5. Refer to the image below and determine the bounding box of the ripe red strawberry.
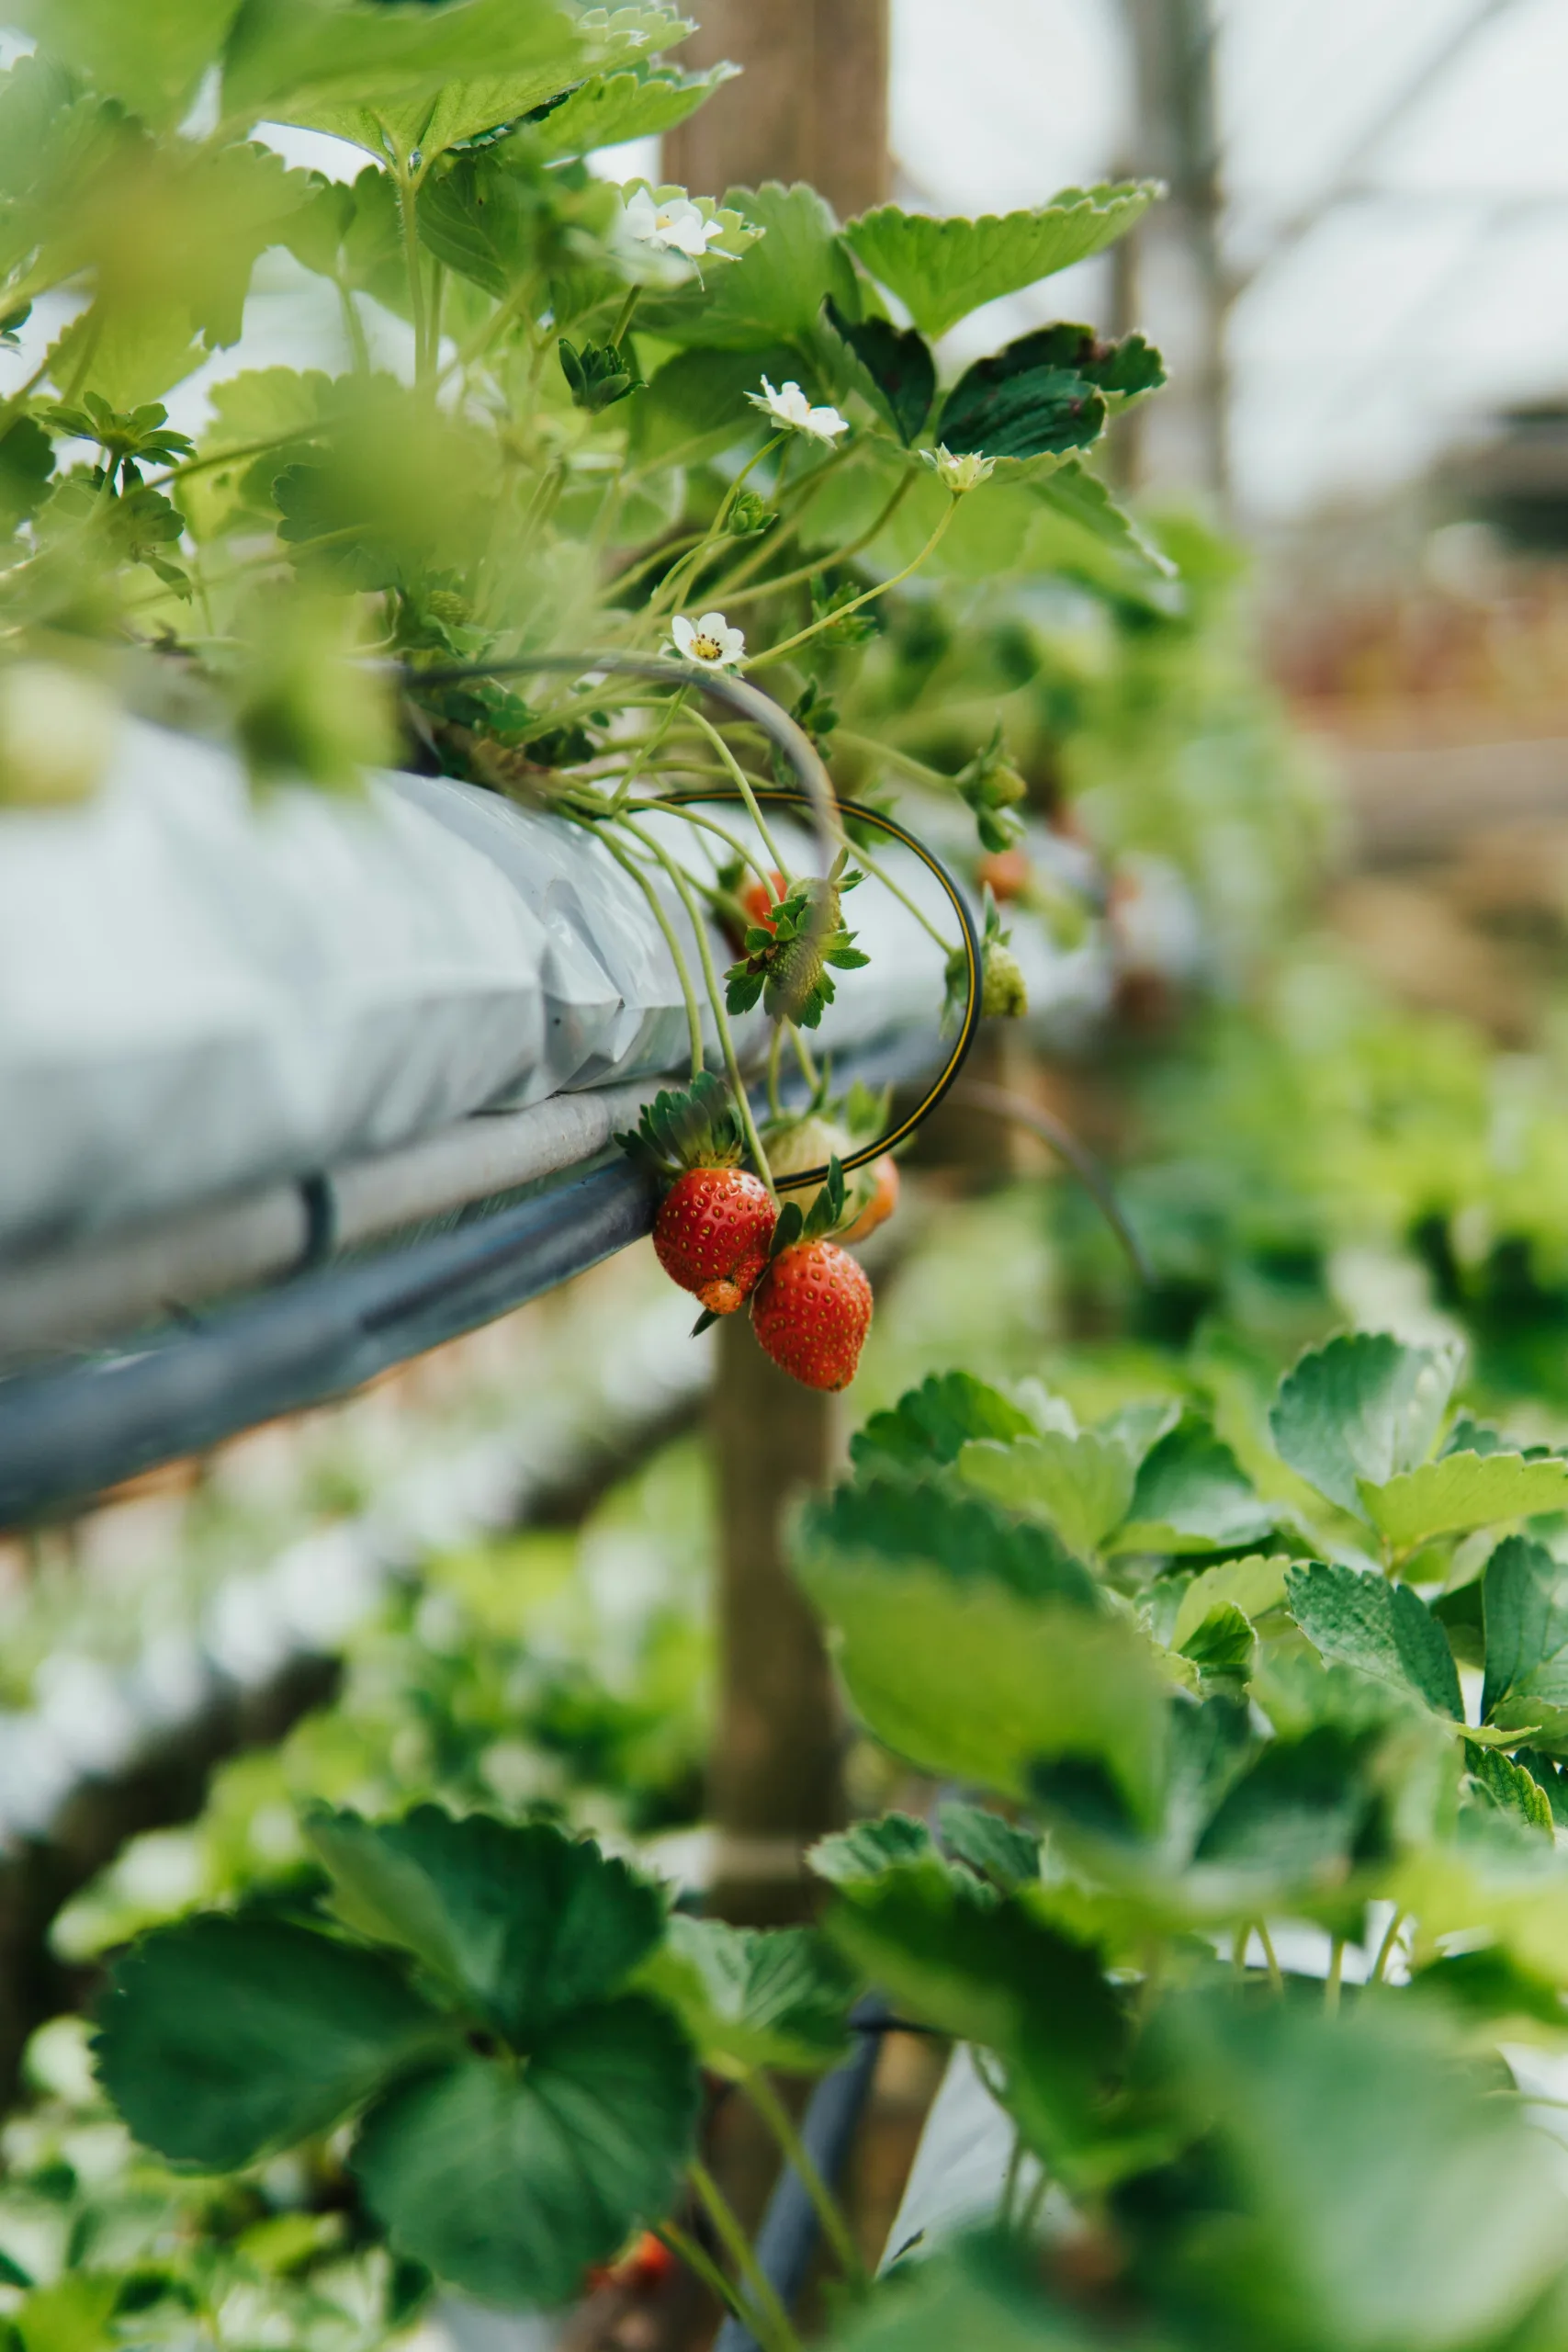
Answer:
[586,2230,676,2298]
[751,1238,873,1390]
[654,1166,774,1314]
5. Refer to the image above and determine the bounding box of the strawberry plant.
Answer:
[83,1322,1568,2347]
[0,0,1186,1385]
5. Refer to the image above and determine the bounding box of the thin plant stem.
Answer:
[624,796,774,890]
[620,820,775,1193]
[720,466,919,611]
[1018,2167,1052,2237]
[1371,1907,1407,1984]
[1256,1921,1283,1993]
[652,433,788,617]
[1325,1935,1346,2016]
[743,2069,868,2292]
[789,1022,821,1093]
[689,2160,803,2352]
[704,438,857,597]
[999,2133,1024,2228]
[394,158,431,396]
[683,707,795,877]
[744,497,959,672]
[652,2219,767,2335]
[594,826,705,1079]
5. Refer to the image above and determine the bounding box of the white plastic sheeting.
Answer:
[0,718,1110,1269]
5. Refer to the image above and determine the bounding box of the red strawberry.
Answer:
[751,1238,873,1390]
[739,867,786,935]
[586,2230,676,2298]
[654,1166,774,1314]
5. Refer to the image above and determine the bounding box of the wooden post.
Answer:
[664,0,890,218]
[706,1315,844,1925]
[669,1,888,1935]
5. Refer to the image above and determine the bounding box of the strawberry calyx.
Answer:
[617,1069,747,1181]
[724,846,870,1031]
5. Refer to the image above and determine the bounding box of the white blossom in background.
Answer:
[923,445,997,492]
[671,612,746,668]
[623,186,726,258]
[747,376,849,444]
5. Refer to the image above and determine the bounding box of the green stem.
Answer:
[683,707,795,877]
[593,825,705,1080]
[744,2070,868,2292]
[999,2132,1024,2228]
[610,284,642,346]
[625,796,774,891]
[652,433,788,618]
[1257,1920,1283,1993]
[393,157,431,396]
[653,2219,768,2334]
[690,2161,804,2352]
[720,466,918,611]
[1018,2166,1052,2238]
[744,497,959,671]
[622,819,775,1194]
[1371,1908,1406,1984]
[338,280,372,375]
[1325,1936,1346,2016]
[788,1021,821,1093]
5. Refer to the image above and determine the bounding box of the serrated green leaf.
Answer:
[937,1800,1040,1889]
[1170,1555,1291,1652]
[533,57,738,157]
[807,1813,939,1884]
[1483,1535,1568,1725]
[797,1543,1167,1816]
[639,1917,857,2076]
[305,1807,663,2045]
[639,180,859,351]
[1359,1452,1568,1549]
[804,1476,1100,1607]
[828,1864,1122,2165]
[1269,1332,1463,1517]
[938,355,1104,468]
[353,1999,698,2307]
[956,1430,1134,1555]
[841,183,1157,342]
[1470,1747,1554,1838]
[1179,1600,1254,1672]
[1028,458,1176,583]
[1114,1416,1277,1555]
[850,1371,1037,1476]
[1286,1560,1461,1719]
[823,295,933,444]
[0,418,54,532]
[95,1916,449,2171]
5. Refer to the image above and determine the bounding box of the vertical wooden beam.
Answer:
[664,0,890,218]
[707,1316,844,1925]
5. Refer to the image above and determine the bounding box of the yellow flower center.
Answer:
[692,632,723,661]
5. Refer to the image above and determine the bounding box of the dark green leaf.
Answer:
[305,1808,663,2044]
[1286,1560,1462,1719]
[0,417,54,531]
[1483,1536,1568,1724]
[95,1916,447,2171]
[1117,1416,1277,1555]
[937,358,1104,467]
[1469,1747,1554,1838]
[823,295,933,444]
[850,1372,1038,1476]
[808,1814,939,1884]
[353,1997,698,2308]
[804,1476,1100,1607]
[1269,1331,1462,1516]
[937,1801,1040,1889]
[641,1917,858,2075]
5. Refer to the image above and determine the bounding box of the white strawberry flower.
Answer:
[922,445,997,492]
[671,611,746,669]
[624,186,726,259]
[747,376,849,445]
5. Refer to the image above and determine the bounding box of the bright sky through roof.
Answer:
[891,0,1568,519]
